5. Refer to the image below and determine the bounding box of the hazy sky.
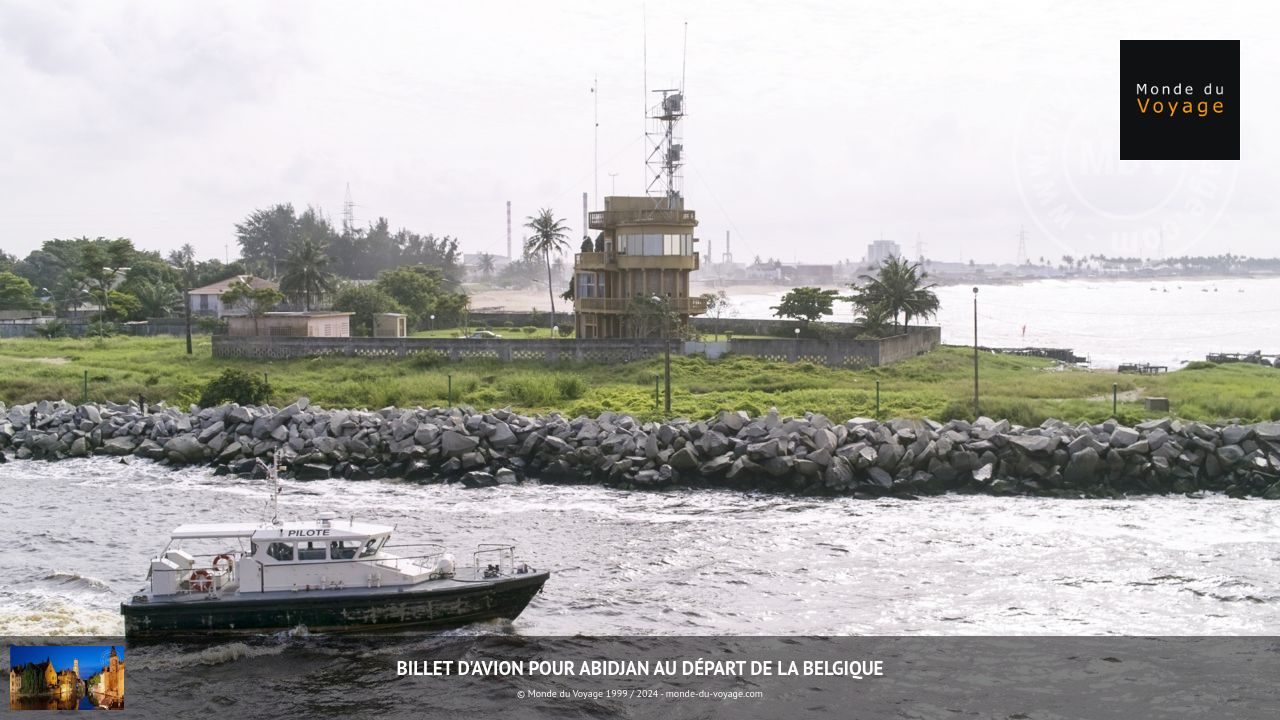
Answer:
[2,1,1276,265]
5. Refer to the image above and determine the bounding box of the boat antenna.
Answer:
[269,449,283,526]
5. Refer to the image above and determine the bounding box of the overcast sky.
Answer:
[2,1,1276,265]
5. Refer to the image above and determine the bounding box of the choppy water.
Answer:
[728,276,1280,368]
[4,458,1280,637]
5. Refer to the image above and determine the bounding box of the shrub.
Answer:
[195,316,228,334]
[555,375,587,400]
[200,368,272,407]
[31,320,66,339]
[85,320,119,337]
[522,326,538,335]
[1183,360,1216,370]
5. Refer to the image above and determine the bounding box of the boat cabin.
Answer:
[148,511,446,597]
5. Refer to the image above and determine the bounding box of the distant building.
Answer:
[373,312,408,338]
[227,311,353,338]
[782,264,835,285]
[865,239,901,268]
[744,259,783,282]
[571,195,707,338]
[188,275,278,317]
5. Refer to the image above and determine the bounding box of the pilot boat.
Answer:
[121,463,548,639]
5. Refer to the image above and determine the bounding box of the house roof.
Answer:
[189,275,277,295]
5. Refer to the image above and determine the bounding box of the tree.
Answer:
[477,252,496,278]
[78,238,135,336]
[0,271,38,310]
[700,290,733,340]
[523,208,571,332]
[167,243,196,268]
[771,287,838,325]
[333,283,403,336]
[221,279,284,335]
[623,295,678,339]
[235,204,297,277]
[130,279,182,318]
[103,290,142,322]
[0,249,15,273]
[279,236,335,310]
[845,256,940,332]
[374,265,467,329]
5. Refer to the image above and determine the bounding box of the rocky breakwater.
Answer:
[3,399,1280,499]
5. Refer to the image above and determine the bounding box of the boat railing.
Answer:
[259,550,454,591]
[473,544,518,576]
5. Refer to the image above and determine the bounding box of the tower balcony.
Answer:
[575,295,709,315]
[574,253,700,271]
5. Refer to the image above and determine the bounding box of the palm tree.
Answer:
[847,256,939,332]
[523,208,571,331]
[167,244,196,268]
[279,236,335,310]
[132,280,182,318]
[478,252,496,278]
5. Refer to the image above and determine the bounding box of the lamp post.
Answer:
[972,286,980,419]
[652,295,671,415]
[429,314,435,332]
[794,326,800,361]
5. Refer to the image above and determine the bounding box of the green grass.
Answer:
[0,336,1277,425]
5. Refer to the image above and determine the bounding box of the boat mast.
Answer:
[269,449,283,526]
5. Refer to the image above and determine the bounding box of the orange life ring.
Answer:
[213,554,234,572]
[190,568,213,593]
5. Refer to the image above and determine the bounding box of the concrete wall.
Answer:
[213,327,941,367]
[213,336,675,363]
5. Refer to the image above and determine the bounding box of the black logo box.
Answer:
[1120,39,1239,160]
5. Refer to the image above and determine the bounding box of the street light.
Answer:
[794,326,801,361]
[652,295,671,415]
[430,314,435,332]
[972,287,980,419]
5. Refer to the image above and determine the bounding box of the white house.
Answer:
[188,275,278,317]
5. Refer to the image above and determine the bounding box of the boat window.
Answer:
[266,542,294,562]
[330,540,361,560]
[359,536,383,558]
[298,541,326,562]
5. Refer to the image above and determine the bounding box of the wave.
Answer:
[0,607,123,636]
[39,571,113,592]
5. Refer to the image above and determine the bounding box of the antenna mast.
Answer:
[645,23,687,202]
[342,183,356,234]
[1017,225,1029,266]
[592,75,599,210]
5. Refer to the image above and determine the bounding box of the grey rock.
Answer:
[441,430,479,457]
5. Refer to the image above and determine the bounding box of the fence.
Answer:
[0,320,195,338]
[213,326,941,367]
[213,336,674,363]
[728,327,939,369]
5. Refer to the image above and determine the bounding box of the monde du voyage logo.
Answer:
[1120,40,1239,160]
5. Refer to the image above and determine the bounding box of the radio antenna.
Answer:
[681,21,688,93]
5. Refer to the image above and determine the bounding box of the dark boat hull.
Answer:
[121,572,548,640]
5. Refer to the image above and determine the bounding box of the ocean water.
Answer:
[4,458,1280,638]
[725,276,1280,368]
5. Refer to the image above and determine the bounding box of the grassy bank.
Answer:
[0,336,1277,425]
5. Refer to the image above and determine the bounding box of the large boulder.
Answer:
[1063,447,1101,485]
[441,430,479,457]
[163,435,206,463]
[101,436,137,456]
